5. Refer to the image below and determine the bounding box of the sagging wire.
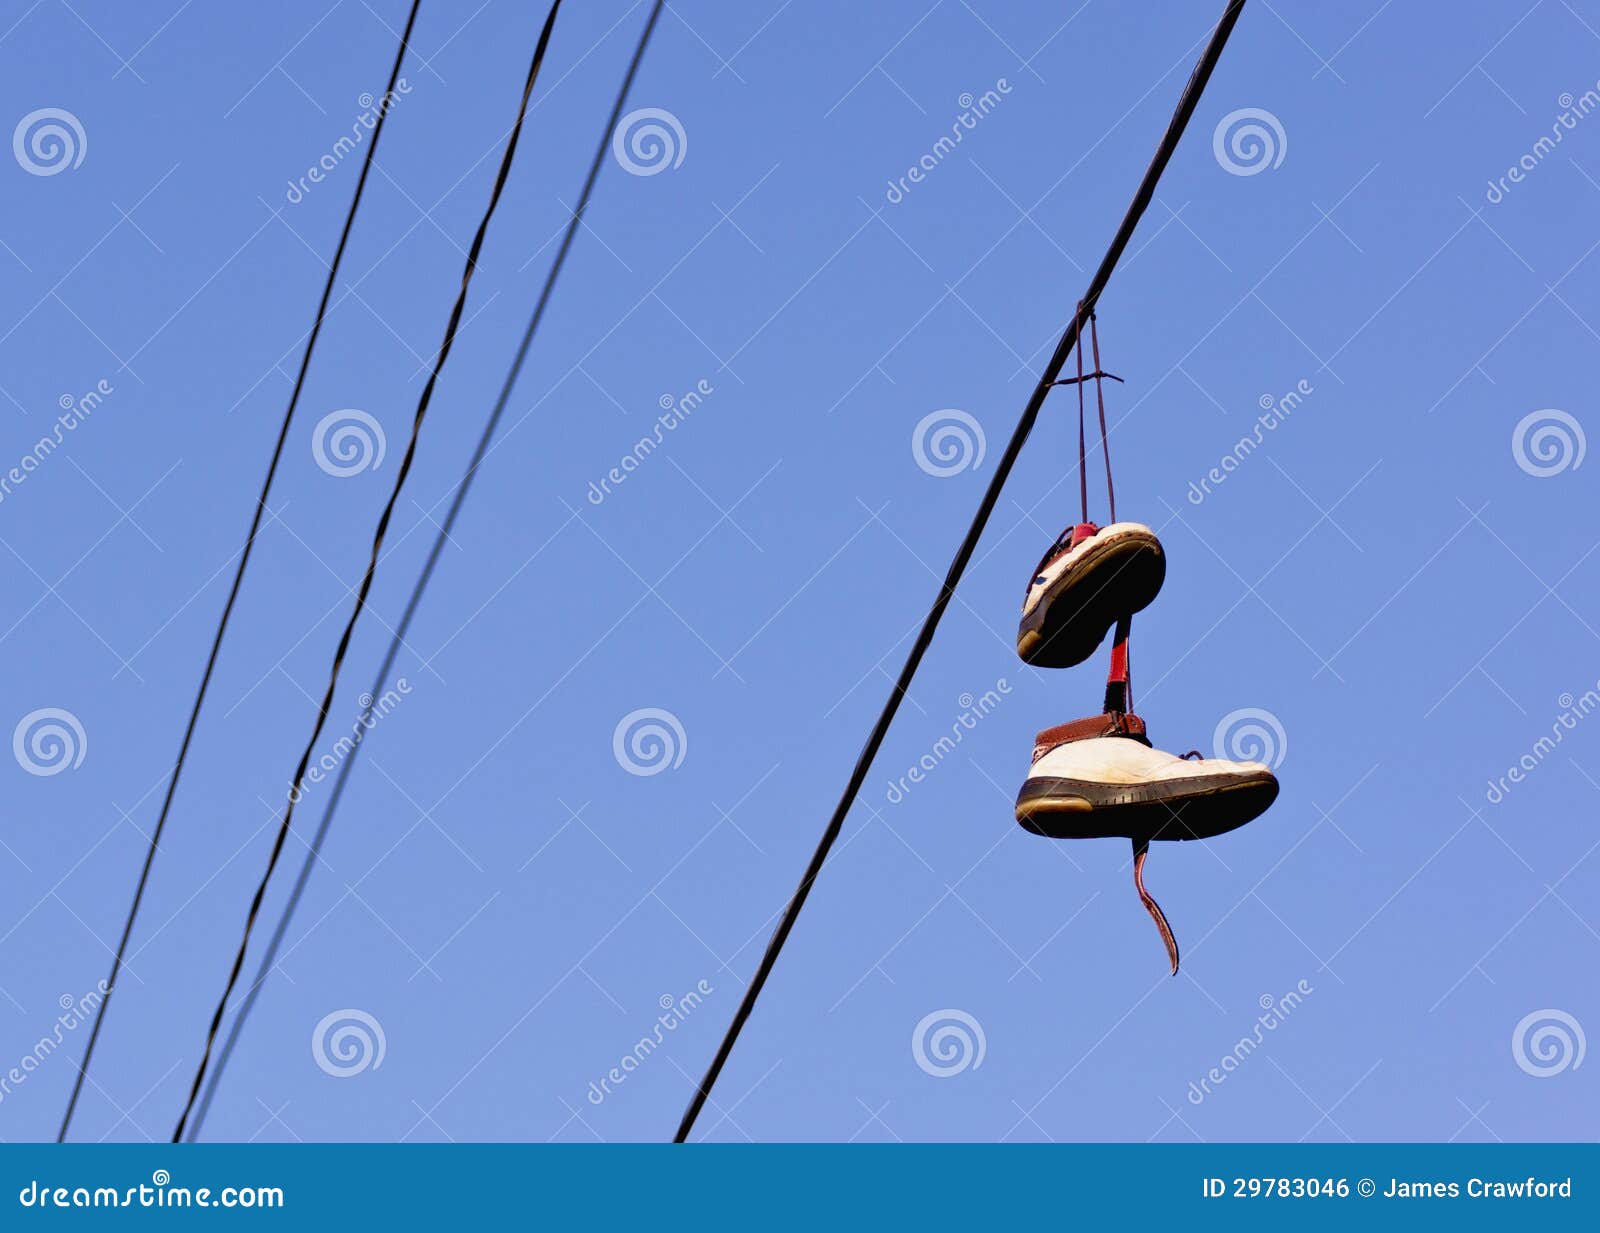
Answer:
[184,0,667,1139]
[56,0,426,1144]
[170,0,567,1142]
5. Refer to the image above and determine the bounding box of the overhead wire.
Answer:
[182,0,667,1140]
[673,0,1250,1142]
[170,0,567,1142]
[55,0,425,1144]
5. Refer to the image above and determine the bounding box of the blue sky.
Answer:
[0,0,1596,1143]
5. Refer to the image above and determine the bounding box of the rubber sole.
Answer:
[1015,770,1278,842]
[1017,530,1164,668]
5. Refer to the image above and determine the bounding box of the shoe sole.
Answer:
[1014,770,1278,842]
[1017,530,1164,668]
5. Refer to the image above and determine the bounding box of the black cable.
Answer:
[674,0,1249,1142]
[170,0,566,1142]
[183,0,666,1140]
[54,0,425,1145]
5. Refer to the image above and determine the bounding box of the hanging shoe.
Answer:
[1015,714,1276,840]
[1017,522,1164,668]
[1013,710,1277,973]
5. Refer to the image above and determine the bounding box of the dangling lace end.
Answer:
[1132,838,1179,975]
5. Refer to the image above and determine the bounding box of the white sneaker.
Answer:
[1014,714,1278,973]
[1017,522,1164,668]
[1015,726,1276,841]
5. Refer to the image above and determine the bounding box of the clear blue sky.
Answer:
[1,0,1595,1143]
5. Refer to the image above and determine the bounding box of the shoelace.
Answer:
[1133,839,1180,975]
[1049,304,1123,525]
[1132,754,1203,973]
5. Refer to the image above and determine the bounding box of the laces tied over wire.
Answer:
[1050,303,1123,525]
[1048,306,1135,717]
[1049,307,1181,970]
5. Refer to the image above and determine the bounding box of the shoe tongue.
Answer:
[1066,521,1099,549]
[1033,522,1101,580]
[1036,514,1100,582]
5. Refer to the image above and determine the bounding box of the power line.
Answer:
[170,0,567,1142]
[55,0,425,1144]
[182,0,666,1140]
[674,0,1250,1142]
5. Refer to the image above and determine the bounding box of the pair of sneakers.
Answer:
[1012,520,1278,972]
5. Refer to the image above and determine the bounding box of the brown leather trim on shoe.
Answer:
[1030,710,1150,763]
